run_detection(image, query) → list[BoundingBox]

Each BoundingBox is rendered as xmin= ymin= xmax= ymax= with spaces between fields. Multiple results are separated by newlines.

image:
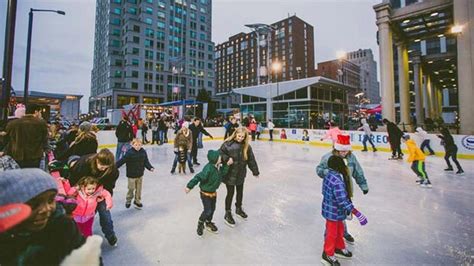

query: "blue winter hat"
xmin=0 ymin=169 xmax=58 ymax=205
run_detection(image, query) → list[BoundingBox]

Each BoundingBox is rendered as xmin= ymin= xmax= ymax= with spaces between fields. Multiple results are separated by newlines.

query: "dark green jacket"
xmin=187 ymin=150 xmax=228 ymax=193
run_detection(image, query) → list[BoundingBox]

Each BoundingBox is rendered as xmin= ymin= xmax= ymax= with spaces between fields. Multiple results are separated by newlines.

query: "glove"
xmin=352 ymin=208 xmax=368 ymax=226
xmin=362 ymin=189 xmax=369 ymax=195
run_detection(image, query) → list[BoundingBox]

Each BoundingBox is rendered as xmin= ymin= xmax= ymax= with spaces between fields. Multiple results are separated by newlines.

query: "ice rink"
xmin=99 ymin=140 xmax=473 ymax=265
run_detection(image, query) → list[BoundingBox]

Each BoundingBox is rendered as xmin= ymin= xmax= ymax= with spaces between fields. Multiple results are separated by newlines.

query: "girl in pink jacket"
xmin=321 ymin=122 xmax=342 ymax=145
xmin=68 ymin=176 xmax=113 ymax=237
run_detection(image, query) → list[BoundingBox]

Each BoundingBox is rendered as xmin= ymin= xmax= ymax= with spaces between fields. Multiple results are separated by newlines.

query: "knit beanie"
xmin=79 ymin=121 xmax=92 ymax=132
xmin=0 ymin=169 xmax=58 ymax=205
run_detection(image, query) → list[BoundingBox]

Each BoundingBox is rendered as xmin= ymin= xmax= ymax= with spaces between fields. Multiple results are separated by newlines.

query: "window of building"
xmin=190 ymin=4 xmax=197 ymax=10
xmin=144 ymin=83 xmax=153 ymax=92
xmin=132 ymin=71 xmax=139 ymax=78
xmin=157 ymin=21 xmax=165 ymax=29
xmin=155 ymin=85 xmax=164 ymax=93
xmin=200 ymin=33 xmax=206 ymax=41
xmin=144 ymin=18 xmax=152 ymax=25
xmin=145 ymin=7 xmax=153 ymax=14
xmin=132 ymin=48 xmax=139 ymax=55
xmin=158 ymin=1 xmax=165 ymax=8
xmin=132 ymin=59 xmax=139 ymax=66
xmin=118 ymin=95 xmax=138 ymax=107
xmin=111 ymin=40 xmax=120 ymax=47
xmin=145 ymin=28 xmax=154 ymax=37
xmin=200 ymin=16 xmax=206 ymax=23
xmin=190 ymin=12 xmax=196 ymax=19
xmin=128 ymin=7 xmax=137 ymax=15
xmin=114 ymin=70 xmax=122 ymax=78
xmin=157 ymin=11 xmax=165 ymax=19
xmin=200 ymin=7 xmax=206 ymax=13
xmin=133 ymin=36 xmax=140 ymax=43
xmin=227 ymin=46 xmax=234 ymax=55
xmin=112 ymin=8 xmax=121 ymax=15
xmin=144 ymin=39 xmax=154 ymax=47
xmin=131 ymin=83 xmax=139 ymax=90
xmin=111 ymin=18 xmax=121 ymax=26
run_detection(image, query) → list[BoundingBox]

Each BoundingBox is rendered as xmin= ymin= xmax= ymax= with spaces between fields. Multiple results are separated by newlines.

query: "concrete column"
xmin=266 ymin=98 xmax=273 ymax=121
xmin=375 ymin=3 xmax=395 ymax=121
xmin=432 ymin=85 xmax=439 ymax=118
xmin=437 ymin=87 xmax=443 ymax=118
xmin=454 ymin=0 xmax=474 ymax=134
xmin=412 ymin=55 xmax=424 ymax=126
xmin=397 ymin=43 xmax=411 ymax=127
xmin=426 ymin=76 xmax=435 ymax=119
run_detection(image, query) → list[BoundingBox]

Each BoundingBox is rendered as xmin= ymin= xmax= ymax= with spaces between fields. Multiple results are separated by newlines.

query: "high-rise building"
xmin=90 ymin=0 xmax=215 ymax=116
xmin=347 ymin=49 xmax=381 ymax=104
xmin=215 ymin=15 xmax=315 ymax=108
xmin=315 ymin=59 xmax=361 ymax=110
xmin=374 ymin=0 xmax=474 ymax=133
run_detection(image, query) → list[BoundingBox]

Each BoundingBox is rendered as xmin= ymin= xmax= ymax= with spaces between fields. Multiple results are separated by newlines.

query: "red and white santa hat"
xmin=334 ymin=134 xmax=351 ymax=151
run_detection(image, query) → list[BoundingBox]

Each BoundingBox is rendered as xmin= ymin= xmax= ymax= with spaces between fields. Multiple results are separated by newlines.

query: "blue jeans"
xmin=97 ymin=200 xmax=115 ymax=239
xmin=116 ymin=141 xmax=129 ymax=161
xmin=171 ymin=152 xmax=193 ymax=171
xmin=420 ymin=139 xmax=435 ymax=154
xmin=199 ymin=192 xmax=216 ymax=222
xmin=362 ymin=134 xmax=376 ymax=150
xmin=159 ymin=130 xmax=166 ymax=144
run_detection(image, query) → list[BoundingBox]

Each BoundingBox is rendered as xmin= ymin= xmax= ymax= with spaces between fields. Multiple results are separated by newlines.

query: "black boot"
xmin=224 ymin=211 xmax=235 ymax=227
xmin=235 ymin=207 xmax=248 ymax=219
xmin=205 ymin=221 xmax=218 ymax=233
xmin=197 ymin=220 xmax=204 ymax=236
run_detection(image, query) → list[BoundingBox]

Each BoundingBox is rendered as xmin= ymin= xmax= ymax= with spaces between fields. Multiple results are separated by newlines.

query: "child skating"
xmin=402 ymin=134 xmax=432 ymax=188
xmin=116 ymin=138 xmax=155 ymax=209
xmin=321 ymin=156 xmax=367 ymax=266
xmin=185 ymin=150 xmax=231 ymax=236
xmin=69 ymin=176 xmax=113 ymax=237
xmin=177 ymin=144 xmax=188 ymax=174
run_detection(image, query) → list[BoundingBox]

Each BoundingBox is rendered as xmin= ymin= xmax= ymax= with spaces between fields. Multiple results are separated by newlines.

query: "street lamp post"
xmin=24 ymin=8 xmax=65 ymax=107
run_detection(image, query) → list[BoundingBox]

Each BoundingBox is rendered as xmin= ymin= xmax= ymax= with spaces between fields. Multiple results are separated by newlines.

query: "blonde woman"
xmin=219 ymin=127 xmax=259 ymax=227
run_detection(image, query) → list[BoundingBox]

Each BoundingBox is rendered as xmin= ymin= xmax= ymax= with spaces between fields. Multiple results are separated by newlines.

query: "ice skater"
xmin=219 ymin=127 xmax=259 ymax=227
xmin=321 ymin=155 xmax=367 ymax=266
xmin=69 ymin=176 xmax=113 ymax=237
xmin=383 ymin=119 xmax=404 ymax=159
xmin=316 ymin=135 xmax=369 ymax=244
xmin=358 ymin=118 xmax=377 ymax=152
xmin=185 ymin=150 xmax=231 ymax=236
xmin=438 ymin=127 xmax=464 ymax=174
xmin=415 ymin=127 xmax=435 ymax=155
xmin=171 ymin=126 xmax=194 ymax=174
xmin=116 ymin=139 xmax=155 ymax=209
xmin=402 ymin=135 xmax=432 ymax=188
xmin=321 ymin=122 xmax=342 ymax=145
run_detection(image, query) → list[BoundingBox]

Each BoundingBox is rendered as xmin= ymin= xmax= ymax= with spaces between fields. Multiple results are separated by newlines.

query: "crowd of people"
xmin=0 ymin=104 xmax=467 ymax=265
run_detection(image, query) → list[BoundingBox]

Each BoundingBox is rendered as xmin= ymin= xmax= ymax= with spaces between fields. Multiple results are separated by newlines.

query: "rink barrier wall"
xmin=96 ymin=128 xmax=474 ymax=159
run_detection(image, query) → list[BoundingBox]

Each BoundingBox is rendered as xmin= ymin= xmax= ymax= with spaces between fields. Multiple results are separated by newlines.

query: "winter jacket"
xmin=178 ymin=149 xmax=188 ymax=163
xmin=415 ymin=127 xmax=429 ymax=141
xmin=386 ymin=121 xmax=403 ymax=142
xmin=219 ymin=140 xmax=259 ymax=186
xmin=316 ymin=151 xmax=369 ymax=192
xmin=267 ymin=121 xmax=275 ymax=130
xmin=115 ymin=120 xmax=133 ymax=142
xmin=187 ymin=150 xmax=229 ymax=192
xmin=116 ymin=148 xmax=153 ymax=178
xmin=322 ymin=127 xmax=342 ymax=143
xmin=321 ymin=170 xmax=354 ymax=221
xmin=358 ymin=119 xmax=372 ymax=135
xmin=57 ymin=134 xmax=98 ymax=161
xmin=438 ymin=131 xmax=457 ymax=150
xmin=68 ymin=154 xmax=120 ymax=195
xmin=248 ymin=121 xmax=257 ymax=132
xmin=0 ymin=208 xmax=85 ymax=265
xmin=174 ymin=130 xmax=193 ymax=151
xmin=189 ymin=123 xmax=212 ymax=141
xmin=4 ymin=115 xmax=48 ymax=162
xmin=69 ymin=186 xmax=113 ymax=223
xmin=405 ymin=139 xmax=425 ymax=163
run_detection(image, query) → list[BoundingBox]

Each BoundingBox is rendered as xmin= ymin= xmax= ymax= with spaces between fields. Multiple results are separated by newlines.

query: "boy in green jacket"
xmin=185 ymin=150 xmax=232 ymax=236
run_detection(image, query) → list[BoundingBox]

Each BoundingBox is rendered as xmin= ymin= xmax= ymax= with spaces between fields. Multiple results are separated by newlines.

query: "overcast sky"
xmin=0 ymin=0 xmax=381 ymax=113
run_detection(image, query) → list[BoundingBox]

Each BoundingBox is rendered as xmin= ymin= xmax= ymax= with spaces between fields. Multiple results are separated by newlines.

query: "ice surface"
xmin=99 ymin=141 xmax=474 ymax=265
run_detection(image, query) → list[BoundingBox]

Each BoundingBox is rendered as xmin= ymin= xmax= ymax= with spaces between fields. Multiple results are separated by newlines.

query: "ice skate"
xmin=321 ymin=252 xmax=340 ymax=266
xmin=335 ymin=249 xmax=352 ymax=259
xmin=420 ymin=179 xmax=432 ymax=188
xmin=224 ymin=211 xmax=236 ymax=227
xmin=456 ymin=169 xmax=464 ymax=175
xmin=205 ymin=221 xmax=219 ymax=234
xmin=235 ymin=207 xmax=248 ymax=220
xmin=197 ymin=220 xmax=204 ymax=237
xmin=134 ymin=201 xmax=143 ymax=209
xmin=344 ymin=234 xmax=354 ymax=244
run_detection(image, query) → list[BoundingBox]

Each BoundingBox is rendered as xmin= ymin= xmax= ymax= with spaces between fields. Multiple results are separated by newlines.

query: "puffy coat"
xmin=405 ymin=139 xmax=425 ymax=162
xmin=322 ymin=170 xmax=354 ymax=221
xmin=174 ymin=130 xmax=193 ymax=151
xmin=5 ymin=115 xmax=48 ymax=161
xmin=115 ymin=148 xmax=153 ymax=178
xmin=316 ymin=151 xmax=368 ymax=192
xmin=57 ymin=134 xmax=98 ymax=161
xmin=69 ymin=186 xmax=113 ymax=223
xmin=219 ymin=140 xmax=259 ymax=186
xmin=322 ymin=127 xmax=342 ymax=143
xmin=186 ymin=150 xmax=229 ymax=192
xmin=115 ymin=120 xmax=133 ymax=142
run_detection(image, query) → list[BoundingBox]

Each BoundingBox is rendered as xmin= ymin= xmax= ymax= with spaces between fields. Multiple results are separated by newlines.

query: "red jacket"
xmin=248 ymin=121 xmax=257 ymax=131
xmin=68 ymin=186 xmax=113 ymax=223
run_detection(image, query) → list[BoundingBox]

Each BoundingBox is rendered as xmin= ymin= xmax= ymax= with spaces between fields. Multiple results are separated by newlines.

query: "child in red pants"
xmin=321 ymin=156 xmax=367 ymax=266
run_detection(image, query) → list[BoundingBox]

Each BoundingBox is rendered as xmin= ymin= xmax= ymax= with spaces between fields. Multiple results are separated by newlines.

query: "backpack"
xmin=0 ymin=155 xmax=20 ymax=171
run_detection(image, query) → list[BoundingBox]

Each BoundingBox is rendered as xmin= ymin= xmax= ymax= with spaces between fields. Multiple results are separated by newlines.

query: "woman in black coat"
xmin=438 ymin=127 xmax=464 ymax=174
xmin=219 ymin=127 xmax=259 ymax=227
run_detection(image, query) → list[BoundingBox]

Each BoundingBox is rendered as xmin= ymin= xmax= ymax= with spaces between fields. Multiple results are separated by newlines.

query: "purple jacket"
xmin=321 ymin=170 xmax=354 ymax=221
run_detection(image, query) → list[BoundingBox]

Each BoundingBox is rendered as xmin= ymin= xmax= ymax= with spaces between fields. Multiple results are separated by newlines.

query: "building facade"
xmin=374 ymin=0 xmax=474 ymax=133
xmin=90 ymin=0 xmax=215 ymax=116
xmin=347 ymin=49 xmax=381 ymax=104
xmin=215 ymin=15 xmax=315 ymax=108
xmin=315 ymin=59 xmax=361 ymax=110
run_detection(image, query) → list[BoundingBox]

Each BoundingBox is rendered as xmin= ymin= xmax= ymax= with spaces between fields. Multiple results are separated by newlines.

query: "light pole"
xmin=272 ymin=60 xmax=282 ymax=97
xmin=24 ymin=8 xmax=65 ymax=107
